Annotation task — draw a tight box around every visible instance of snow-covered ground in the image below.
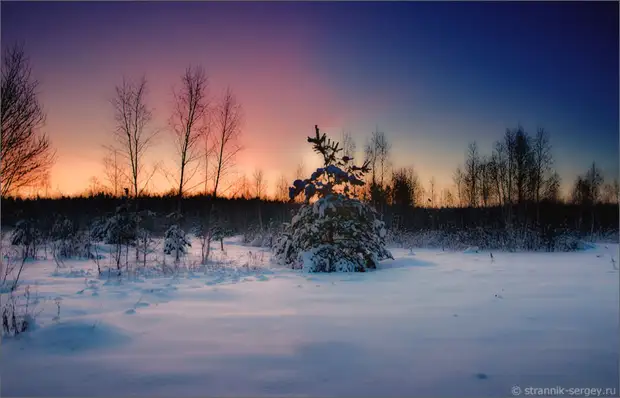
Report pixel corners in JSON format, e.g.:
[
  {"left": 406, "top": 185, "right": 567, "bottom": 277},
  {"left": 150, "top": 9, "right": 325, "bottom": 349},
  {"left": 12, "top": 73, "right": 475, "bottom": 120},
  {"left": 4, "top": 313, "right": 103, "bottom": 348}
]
[{"left": 2, "top": 237, "right": 619, "bottom": 397}]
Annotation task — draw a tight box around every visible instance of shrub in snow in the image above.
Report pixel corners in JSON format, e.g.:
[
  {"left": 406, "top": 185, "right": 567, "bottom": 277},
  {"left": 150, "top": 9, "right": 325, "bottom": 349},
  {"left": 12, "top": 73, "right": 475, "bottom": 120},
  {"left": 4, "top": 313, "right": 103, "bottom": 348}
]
[
  {"left": 211, "top": 224, "right": 234, "bottom": 247},
  {"left": 90, "top": 204, "right": 138, "bottom": 272},
  {"left": 273, "top": 125, "right": 392, "bottom": 272},
  {"left": 11, "top": 219, "right": 41, "bottom": 259},
  {"left": 193, "top": 209, "right": 233, "bottom": 263},
  {"left": 90, "top": 205, "right": 138, "bottom": 246},
  {"left": 243, "top": 222, "right": 276, "bottom": 248},
  {"left": 164, "top": 224, "right": 191, "bottom": 257},
  {"left": 49, "top": 217, "right": 92, "bottom": 260}
]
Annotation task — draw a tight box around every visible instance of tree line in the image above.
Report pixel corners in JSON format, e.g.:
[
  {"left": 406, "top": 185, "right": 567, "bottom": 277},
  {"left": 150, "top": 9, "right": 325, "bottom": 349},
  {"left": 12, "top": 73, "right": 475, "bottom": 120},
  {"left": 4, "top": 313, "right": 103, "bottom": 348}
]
[{"left": 1, "top": 43, "right": 618, "bottom": 240}]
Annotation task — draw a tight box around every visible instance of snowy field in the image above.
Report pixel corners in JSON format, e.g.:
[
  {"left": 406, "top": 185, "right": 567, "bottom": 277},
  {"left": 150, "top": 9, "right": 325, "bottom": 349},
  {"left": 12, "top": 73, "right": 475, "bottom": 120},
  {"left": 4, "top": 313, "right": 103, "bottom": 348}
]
[{"left": 2, "top": 237, "right": 619, "bottom": 397}]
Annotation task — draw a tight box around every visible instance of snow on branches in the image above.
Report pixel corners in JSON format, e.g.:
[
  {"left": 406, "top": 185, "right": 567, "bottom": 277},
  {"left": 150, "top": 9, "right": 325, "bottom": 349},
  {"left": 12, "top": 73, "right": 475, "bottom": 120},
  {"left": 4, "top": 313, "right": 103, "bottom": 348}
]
[{"left": 274, "top": 125, "right": 392, "bottom": 272}]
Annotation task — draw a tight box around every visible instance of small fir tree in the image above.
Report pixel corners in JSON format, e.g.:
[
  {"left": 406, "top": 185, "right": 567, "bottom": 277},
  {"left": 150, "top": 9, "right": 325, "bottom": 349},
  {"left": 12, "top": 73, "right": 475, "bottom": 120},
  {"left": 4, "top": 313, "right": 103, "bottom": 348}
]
[
  {"left": 273, "top": 125, "right": 393, "bottom": 272},
  {"left": 164, "top": 224, "right": 191, "bottom": 257}
]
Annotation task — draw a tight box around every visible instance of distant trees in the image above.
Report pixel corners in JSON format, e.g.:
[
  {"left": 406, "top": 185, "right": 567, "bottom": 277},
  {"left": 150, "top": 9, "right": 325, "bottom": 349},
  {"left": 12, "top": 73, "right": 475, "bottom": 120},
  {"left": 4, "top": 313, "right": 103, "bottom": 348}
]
[
  {"left": 87, "top": 176, "right": 106, "bottom": 197},
  {"left": 571, "top": 162, "right": 606, "bottom": 234},
  {"left": 341, "top": 130, "right": 356, "bottom": 159},
  {"left": 253, "top": 169, "right": 266, "bottom": 199},
  {"left": 275, "top": 174, "right": 289, "bottom": 202},
  {"left": 451, "top": 167, "right": 463, "bottom": 208},
  {"left": 464, "top": 142, "right": 480, "bottom": 207},
  {"left": 428, "top": 177, "right": 437, "bottom": 207},
  {"left": 544, "top": 171, "right": 562, "bottom": 203},
  {"left": 602, "top": 178, "right": 620, "bottom": 205},
  {"left": 450, "top": 125, "right": 562, "bottom": 227},
  {"left": 571, "top": 162, "right": 604, "bottom": 206},
  {"left": 253, "top": 168, "right": 266, "bottom": 230},
  {"left": 1, "top": 44, "right": 56, "bottom": 197},
  {"left": 391, "top": 168, "right": 414, "bottom": 211},
  {"left": 364, "top": 128, "right": 392, "bottom": 214},
  {"left": 530, "top": 128, "right": 553, "bottom": 220},
  {"left": 233, "top": 174, "right": 251, "bottom": 199},
  {"left": 368, "top": 130, "right": 391, "bottom": 188},
  {"left": 391, "top": 167, "right": 422, "bottom": 209},
  {"left": 478, "top": 157, "right": 494, "bottom": 207},
  {"left": 442, "top": 188, "right": 455, "bottom": 208}
]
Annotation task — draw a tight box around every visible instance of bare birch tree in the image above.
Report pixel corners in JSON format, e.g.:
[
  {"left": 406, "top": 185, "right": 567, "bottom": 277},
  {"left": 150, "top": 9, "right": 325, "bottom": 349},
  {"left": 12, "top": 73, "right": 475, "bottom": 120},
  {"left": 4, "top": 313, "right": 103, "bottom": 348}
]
[
  {"left": 530, "top": 128, "right": 553, "bottom": 223},
  {"left": 464, "top": 141, "right": 480, "bottom": 207},
  {"left": 276, "top": 174, "right": 289, "bottom": 202},
  {"left": 253, "top": 168, "right": 266, "bottom": 199},
  {"left": 211, "top": 87, "right": 243, "bottom": 197},
  {"left": 110, "top": 76, "right": 157, "bottom": 198},
  {"left": 203, "top": 87, "right": 243, "bottom": 263},
  {"left": 1, "top": 44, "right": 56, "bottom": 197},
  {"left": 453, "top": 167, "right": 464, "bottom": 208},
  {"left": 429, "top": 177, "right": 436, "bottom": 208},
  {"left": 234, "top": 174, "right": 251, "bottom": 199},
  {"left": 341, "top": 130, "right": 356, "bottom": 159},
  {"left": 364, "top": 128, "right": 391, "bottom": 189},
  {"left": 170, "top": 66, "right": 210, "bottom": 204},
  {"left": 253, "top": 168, "right": 266, "bottom": 230}
]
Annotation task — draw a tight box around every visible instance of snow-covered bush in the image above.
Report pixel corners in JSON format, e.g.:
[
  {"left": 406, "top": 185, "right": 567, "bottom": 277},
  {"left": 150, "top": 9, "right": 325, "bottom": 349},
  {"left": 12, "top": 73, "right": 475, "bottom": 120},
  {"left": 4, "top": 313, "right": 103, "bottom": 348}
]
[
  {"left": 91, "top": 204, "right": 138, "bottom": 272},
  {"left": 243, "top": 222, "right": 276, "bottom": 248},
  {"left": 49, "top": 217, "right": 92, "bottom": 260},
  {"left": 164, "top": 224, "right": 191, "bottom": 257},
  {"left": 193, "top": 209, "right": 233, "bottom": 263},
  {"left": 11, "top": 219, "right": 41, "bottom": 259},
  {"left": 91, "top": 205, "right": 138, "bottom": 246},
  {"left": 273, "top": 125, "right": 392, "bottom": 272},
  {"left": 211, "top": 224, "right": 234, "bottom": 246}
]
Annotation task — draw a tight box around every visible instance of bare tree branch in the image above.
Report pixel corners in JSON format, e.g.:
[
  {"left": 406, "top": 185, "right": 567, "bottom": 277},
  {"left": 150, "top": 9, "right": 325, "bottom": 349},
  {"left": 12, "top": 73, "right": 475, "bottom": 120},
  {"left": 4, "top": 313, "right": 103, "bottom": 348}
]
[
  {"left": 110, "top": 76, "right": 157, "bottom": 198},
  {"left": 1, "top": 44, "right": 56, "bottom": 197},
  {"left": 170, "top": 66, "right": 210, "bottom": 203},
  {"left": 212, "top": 86, "right": 243, "bottom": 198}
]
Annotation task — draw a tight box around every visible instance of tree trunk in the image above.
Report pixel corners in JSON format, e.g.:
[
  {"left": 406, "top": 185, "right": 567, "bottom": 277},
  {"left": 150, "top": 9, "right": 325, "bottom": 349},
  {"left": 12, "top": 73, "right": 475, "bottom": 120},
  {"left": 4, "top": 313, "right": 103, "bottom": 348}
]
[{"left": 258, "top": 200, "right": 263, "bottom": 231}]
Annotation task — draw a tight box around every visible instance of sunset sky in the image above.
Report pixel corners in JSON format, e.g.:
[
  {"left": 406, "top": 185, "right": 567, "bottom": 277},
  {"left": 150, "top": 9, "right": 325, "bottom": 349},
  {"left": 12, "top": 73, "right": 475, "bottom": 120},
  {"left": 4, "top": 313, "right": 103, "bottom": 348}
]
[{"left": 2, "top": 1, "right": 618, "bottom": 198}]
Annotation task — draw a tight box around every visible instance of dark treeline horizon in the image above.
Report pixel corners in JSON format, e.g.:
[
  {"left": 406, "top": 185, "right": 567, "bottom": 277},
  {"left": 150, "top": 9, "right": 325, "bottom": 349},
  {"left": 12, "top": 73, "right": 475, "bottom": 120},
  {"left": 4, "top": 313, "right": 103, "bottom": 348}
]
[
  {"left": 2, "top": 124, "right": 619, "bottom": 239},
  {"left": 1, "top": 192, "right": 618, "bottom": 238}
]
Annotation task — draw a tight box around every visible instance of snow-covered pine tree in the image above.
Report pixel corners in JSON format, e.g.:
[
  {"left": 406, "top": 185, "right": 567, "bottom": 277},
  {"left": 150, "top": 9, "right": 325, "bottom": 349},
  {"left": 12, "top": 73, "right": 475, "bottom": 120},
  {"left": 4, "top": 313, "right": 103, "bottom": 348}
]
[
  {"left": 164, "top": 224, "right": 191, "bottom": 257},
  {"left": 50, "top": 216, "right": 77, "bottom": 259},
  {"left": 90, "top": 204, "right": 138, "bottom": 247},
  {"left": 164, "top": 211, "right": 191, "bottom": 263},
  {"left": 90, "top": 203, "right": 138, "bottom": 272},
  {"left": 273, "top": 125, "right": 393, "bottom": 272}
]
